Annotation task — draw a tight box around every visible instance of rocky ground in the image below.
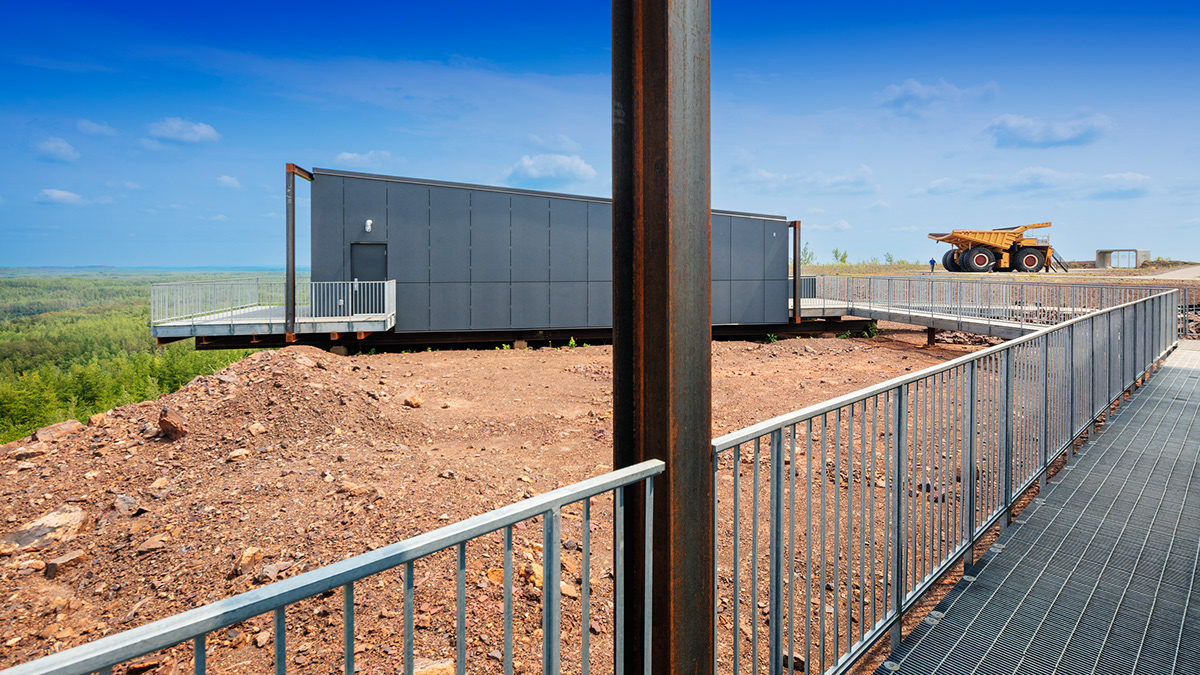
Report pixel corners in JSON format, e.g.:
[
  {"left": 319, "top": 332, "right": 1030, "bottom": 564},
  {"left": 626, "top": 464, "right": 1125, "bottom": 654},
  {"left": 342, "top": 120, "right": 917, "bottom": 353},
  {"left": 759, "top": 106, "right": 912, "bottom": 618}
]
[{"left": 0, "top": 323, "right": 983, "bottom": 675}]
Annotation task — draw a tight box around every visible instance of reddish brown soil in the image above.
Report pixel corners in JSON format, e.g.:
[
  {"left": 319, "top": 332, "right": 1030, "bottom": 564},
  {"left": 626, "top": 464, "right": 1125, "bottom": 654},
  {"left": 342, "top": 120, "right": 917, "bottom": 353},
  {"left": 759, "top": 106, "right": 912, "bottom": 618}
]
[{"left": 0, "top": 323, "right": 981, "bottom": 674}]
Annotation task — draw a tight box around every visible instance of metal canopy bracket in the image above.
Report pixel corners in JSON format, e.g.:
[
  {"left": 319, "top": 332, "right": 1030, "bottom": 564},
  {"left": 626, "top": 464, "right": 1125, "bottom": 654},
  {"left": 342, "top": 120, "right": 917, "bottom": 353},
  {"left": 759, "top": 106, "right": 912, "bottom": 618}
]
[{"left": 612, "top": 0, "right": 714, "bottom": 673}]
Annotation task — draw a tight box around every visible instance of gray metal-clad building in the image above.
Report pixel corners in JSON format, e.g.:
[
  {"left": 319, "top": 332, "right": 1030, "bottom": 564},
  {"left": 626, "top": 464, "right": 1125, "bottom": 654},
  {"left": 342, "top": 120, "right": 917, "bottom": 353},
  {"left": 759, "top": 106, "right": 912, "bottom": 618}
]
[{"left": 310, "top": 168, "right": 791, "bottom": 332}]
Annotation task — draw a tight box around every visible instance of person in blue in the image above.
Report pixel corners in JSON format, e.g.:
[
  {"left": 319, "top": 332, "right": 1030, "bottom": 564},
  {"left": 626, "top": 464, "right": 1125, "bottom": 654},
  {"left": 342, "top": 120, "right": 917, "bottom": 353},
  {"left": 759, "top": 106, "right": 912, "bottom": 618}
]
[{"left": 929, "top": 257, "right": 936, "bottom": 273}]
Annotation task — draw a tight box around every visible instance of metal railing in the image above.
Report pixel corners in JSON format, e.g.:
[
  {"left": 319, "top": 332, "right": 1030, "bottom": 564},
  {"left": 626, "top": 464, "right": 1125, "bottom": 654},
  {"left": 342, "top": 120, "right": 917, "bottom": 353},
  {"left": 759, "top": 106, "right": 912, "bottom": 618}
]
[
  {"left": 150, "top": 279, "right": 393, "bottom": 326},
  {"left": 810, "top": 275, "right": 1173, "bottom": 328},
  {"left": 1, "top": 461, "right": 663, "bottom": 675},
  {"left": 710, "top": 290, "right": 1179, "bottom": 675}
]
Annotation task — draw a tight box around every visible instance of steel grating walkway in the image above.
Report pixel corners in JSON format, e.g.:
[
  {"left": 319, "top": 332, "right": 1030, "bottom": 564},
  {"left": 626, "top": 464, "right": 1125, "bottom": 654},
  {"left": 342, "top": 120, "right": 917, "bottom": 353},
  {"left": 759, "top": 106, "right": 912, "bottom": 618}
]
[{"left": 876, "top": 341, "right": 1200, "bottom": 675}]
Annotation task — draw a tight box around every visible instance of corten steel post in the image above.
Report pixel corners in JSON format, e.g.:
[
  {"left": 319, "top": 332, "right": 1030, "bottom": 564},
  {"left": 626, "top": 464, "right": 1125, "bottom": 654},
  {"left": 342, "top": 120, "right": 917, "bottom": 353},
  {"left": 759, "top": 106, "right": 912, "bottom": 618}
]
[
  {"left": 285, "top": 164, "right": 313, "bottom": 339},
  {"left": 612, "top": 0, "right": 713, "bottom": 673}
]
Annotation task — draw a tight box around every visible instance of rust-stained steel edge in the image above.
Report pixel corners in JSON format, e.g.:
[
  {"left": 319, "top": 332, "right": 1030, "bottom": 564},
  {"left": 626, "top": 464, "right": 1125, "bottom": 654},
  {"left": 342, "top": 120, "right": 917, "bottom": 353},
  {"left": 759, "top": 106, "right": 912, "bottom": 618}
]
[
  {"left": 285, "top": 164, "right": 313, "bottom": 337},
  {"left": 612, "top": 0, "right": 714, "bottom": 673}
]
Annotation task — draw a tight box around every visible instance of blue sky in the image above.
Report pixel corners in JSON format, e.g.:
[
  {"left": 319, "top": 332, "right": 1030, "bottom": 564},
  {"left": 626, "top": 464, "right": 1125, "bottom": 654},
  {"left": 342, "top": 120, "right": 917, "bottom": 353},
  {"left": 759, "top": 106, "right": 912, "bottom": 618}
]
[{"left": 1, "top": 1, "right": 1198, "bottom": 267}]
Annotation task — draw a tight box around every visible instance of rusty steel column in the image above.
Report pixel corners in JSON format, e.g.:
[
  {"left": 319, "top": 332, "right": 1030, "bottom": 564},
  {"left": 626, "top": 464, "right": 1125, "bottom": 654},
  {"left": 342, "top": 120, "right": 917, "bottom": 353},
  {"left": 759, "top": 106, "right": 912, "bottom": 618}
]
[
  {"left": 612, "top": 0, "right": 712, "bottom": 673},
  {"left": 285, "top": 165, "right": 297, "bottom": 336},
  {"left": 285, "top": 164, "right": 313, "bottom": 340}
]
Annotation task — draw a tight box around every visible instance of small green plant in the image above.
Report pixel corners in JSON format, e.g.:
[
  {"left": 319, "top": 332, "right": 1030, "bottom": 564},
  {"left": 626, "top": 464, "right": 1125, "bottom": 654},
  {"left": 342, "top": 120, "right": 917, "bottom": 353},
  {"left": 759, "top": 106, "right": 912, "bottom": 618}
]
[
  {"left": 799, "top": 241, "right": 816, "bottom": 266},
  {"left": 831, "top": 248, "right": 849, "bottom": 265},
  {"left": 568, "top": 337, "right": 577, "bottom": 348},
  {"left": 883, "top": 252, "right": 895, "bottom": 265},
  {"left": 837, "top": 330, "right": 854, "bottom": 339},
  {"left": 766, "top": 333, "right": 778, "bottom": 343},
  {"left": 862, "top": 322, "right": 880, "bottom": 338},
  {"left": 495, "top": 343, "right": 512, "bottom": 350}
]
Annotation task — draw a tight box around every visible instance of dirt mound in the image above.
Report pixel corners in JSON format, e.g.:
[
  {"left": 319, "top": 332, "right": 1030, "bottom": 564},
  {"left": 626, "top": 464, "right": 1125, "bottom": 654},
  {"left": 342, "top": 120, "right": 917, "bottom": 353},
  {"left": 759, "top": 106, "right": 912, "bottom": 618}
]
[{"left": 0, "top": 329, "right": 975, "bottom": 673}]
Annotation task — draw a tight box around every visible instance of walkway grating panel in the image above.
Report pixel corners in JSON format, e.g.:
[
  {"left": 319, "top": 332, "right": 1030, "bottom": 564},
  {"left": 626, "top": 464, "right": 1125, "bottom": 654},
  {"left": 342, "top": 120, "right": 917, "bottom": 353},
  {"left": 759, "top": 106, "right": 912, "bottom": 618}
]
[{"left": 875, "top": 343, "right": 1200, "bottom": 674}]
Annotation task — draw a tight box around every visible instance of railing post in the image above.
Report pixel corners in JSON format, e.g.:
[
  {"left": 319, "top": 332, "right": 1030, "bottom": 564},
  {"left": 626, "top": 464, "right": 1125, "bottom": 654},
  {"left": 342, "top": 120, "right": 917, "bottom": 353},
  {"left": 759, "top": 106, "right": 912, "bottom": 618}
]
[
  {"left": 890, "top": 384, "right": 908, "bottom": 651},
  {"left": 543, "top": 507, "right": 562, "bottom": 674},
  {"left": 1002, "top": 348, "right": 1014, "bottom": 528},
  {"left": 964, "top": 361, "right": 977, "bottom": 569},
  {"left": 1040, "top": 335, "right": 1049, "bottom": 491},
  {"left": 1090, "top": 315, "right": 1097, "bottom": 437},
  {"left": 769, "top": 428, "right": 784, "bottom": 675},
  {"left": 1067, "top": 323, "right": 1075, "bottom": 459}
]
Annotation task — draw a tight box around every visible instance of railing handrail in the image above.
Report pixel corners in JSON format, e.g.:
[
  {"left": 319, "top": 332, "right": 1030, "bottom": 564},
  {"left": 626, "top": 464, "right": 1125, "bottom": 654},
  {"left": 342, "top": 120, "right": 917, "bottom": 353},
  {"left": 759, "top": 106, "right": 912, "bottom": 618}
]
[
  {"left": 1, "top": 459, "right": 665, "bottom": 675},
  {"left": 714, "top": 289, "right": 1179, "bottom": 450},
  {"left": 149, "top": 279, "right": 393, "bottom": 326}
]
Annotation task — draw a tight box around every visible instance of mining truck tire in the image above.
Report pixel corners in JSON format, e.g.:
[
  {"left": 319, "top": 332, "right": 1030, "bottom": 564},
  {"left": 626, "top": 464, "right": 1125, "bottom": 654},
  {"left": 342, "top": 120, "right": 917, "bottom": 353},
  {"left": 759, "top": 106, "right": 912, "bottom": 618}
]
[{"left": 1014, "top": 247, "right": 1045, "bottom": 272}]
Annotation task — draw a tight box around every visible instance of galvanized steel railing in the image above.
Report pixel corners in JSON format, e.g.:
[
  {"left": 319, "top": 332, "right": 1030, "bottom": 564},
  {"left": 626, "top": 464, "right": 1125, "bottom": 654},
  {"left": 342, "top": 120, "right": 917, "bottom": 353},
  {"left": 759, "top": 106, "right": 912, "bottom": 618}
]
[
  {"left": 811, "top": 275, "right": 1173, "bottom": 328},
  {"left": 1, "top": 460, "right": 662, "bottom": 675},
  {"left": 710, "top": 290, "right": 1179, "bottom": 675},
  {"left": 805, "top": 274, "right": 1199, "bottom": 339},
  {"left": 150, "top": 279, "right": 393, "bottom": 326}
]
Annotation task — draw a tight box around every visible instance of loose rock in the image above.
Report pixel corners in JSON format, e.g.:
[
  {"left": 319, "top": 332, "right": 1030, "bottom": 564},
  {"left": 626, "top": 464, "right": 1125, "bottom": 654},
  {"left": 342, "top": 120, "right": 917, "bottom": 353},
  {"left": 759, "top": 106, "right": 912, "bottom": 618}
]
[{"left": 158, "top": 408, "right": 187, "bottom": 440}]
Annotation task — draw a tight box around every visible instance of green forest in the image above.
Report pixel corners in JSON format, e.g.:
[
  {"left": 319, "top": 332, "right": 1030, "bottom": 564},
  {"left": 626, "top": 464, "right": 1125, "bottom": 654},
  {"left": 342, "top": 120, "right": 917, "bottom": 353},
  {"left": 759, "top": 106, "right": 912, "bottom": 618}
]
[{"left": 0, "top": 269, "right": 273, "bottom": 443}]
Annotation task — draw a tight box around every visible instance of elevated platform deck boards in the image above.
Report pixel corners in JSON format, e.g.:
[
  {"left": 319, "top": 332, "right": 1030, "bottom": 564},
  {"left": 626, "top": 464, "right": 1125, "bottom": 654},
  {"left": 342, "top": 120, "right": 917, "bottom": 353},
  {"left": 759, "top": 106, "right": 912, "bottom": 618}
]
[
  {"left": 876, "top": 341, "right": 1200, "bottom": 675},
  {"left": 150, "top": 304, "right": 395, "bottom": 338}
]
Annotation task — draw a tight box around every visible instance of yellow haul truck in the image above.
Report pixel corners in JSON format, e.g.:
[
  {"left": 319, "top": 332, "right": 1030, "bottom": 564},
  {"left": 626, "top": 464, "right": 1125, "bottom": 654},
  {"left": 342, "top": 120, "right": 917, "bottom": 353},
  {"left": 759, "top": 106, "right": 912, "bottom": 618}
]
[{"left": 929, "top": 222, "right": 1064, "bottom": 273}]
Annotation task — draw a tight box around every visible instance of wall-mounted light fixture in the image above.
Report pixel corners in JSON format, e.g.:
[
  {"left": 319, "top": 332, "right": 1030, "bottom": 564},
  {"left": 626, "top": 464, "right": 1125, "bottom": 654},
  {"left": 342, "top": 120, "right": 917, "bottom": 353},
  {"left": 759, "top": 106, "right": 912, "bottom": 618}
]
[{"left": 365, "top": 219, "right": 373, "bottom": 233}]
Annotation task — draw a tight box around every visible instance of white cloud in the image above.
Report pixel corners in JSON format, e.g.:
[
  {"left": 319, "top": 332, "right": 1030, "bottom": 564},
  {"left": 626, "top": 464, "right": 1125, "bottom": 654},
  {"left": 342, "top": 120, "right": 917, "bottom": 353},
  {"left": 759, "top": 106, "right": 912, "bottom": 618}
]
[
  {"left": 1092, "top": 172, "right": 1154, "bottom": 200},
  {"left": 0, "top": 195, "right": 5, "bottom": 205},
  {"left": 139, "top": 138, "right": 165, "bottom": 151},
  {"left": 878, "top": 78, "right": 997, "bottom": 117},
  {"left": 503, "top": 153, "right": 597, "bottom": 188},
  {"left": 914, "top": 167, "right": 1156, "bottom": 200},
  {"left": 197, "top": 214, "right": 230, "bottom": 221},
  {"left": 912, "top": 177, "right": 964, "bottom": 196},
  {"left": 216, "top": 175, "right": 242, "bottom": 189},
  {"left": 77, "top": 119, "right": 116, "bottom": 136},
  {"left": 106, "top": 180, "right": 141, "bottom": 190},
  {"left": 809, "top": 219, "right": 852, "bottom": 232},
  {"left": 868, "top": 200, "right": 891, "bottom": 211},
  {"left": 806, "top": 207, "right": 827, "bottom": 215},
  {"left": 334, "top": 150, "right": 393, "bottom": 169},
  {"left": 263, "top": 212, "right": 282, "bottom": 219},
  {"left": 148, "top": 117, "right": 220, "bottom": 143},
  {"left": 986, "top": 113, "right": 1116, "bottom": 148},
  {"left": 38, "top": 189, "right": 85, "bottom": 204},
  {"left": 1181, "top": 218, "right": 1200, "bottom": 229},
  {"left": 37, "top": 137, "right": 80, "bottom": 162},
  {"left": 528, "top": 133, "right": 582, "bottom": 153},
  {"left": 734, "top": 164, "right": 879, "bottom": 195}
]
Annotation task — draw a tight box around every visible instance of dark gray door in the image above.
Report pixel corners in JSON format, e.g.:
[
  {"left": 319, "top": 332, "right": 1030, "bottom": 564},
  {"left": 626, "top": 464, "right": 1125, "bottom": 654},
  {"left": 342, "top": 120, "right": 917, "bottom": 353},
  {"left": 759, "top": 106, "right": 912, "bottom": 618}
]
[{"left": 351, "top": 244, "right": 387, "bottom": 314}]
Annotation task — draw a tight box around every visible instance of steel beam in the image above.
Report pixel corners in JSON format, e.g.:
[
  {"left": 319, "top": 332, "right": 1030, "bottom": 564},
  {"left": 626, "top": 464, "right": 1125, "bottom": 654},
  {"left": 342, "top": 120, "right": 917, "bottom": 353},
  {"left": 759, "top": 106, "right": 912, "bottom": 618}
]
[
  {"left": 612, "top": 0, "right": 713, "bottom": 672},
  {"left": 284, "top": 164, "right": 312, "bottom": 337}
]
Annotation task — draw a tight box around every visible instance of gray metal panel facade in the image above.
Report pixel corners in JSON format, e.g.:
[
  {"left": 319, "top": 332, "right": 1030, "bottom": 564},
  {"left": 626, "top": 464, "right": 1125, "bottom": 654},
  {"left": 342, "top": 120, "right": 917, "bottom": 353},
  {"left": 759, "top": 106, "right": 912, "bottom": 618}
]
[
  {"left": 471, "top": 283, "right": 509, "bottom": 329},
  {"left": 587, "top": 202, "right": 612, "bottom": 282},
  {"left": 588, "top": 282, "right": 612, "bottom": 326},
  {"left": 731, "top": 279, "right": 765, "bottom": 323},
  {"left": 730, "top": 217, "right": 765, "bottom": 280},
  {"left": 311, "top": 169, "right": 789, "bottom": 332},
  {"left": 551, "top": 199, "right": 588, "bottom": 282},
  {"left": 311, "top": 175, "right": 344, "bottom": 281},
  {"left": 395, "top": 283, "right": 429, "bottom": 331},
  {"left": 551, "top": 282, "right": 588, "bottom": 327},
  {"left": 470, "top": 191, "right": 510, "bottom": 283},
  {"left": 387, "top": 182, "right": 429, "bottom": 283},
  {"left": 765, "top": 219, "right": 788, "bottom": 280},
  {"left": 712, "top": 214, "right": 731, "bottom": 281},
  {"left": 712, "top": 279, "right": 731, "bottom": 324},
  {"left": 429, "top": 187, "right": 470, "bottom": 283},
  {"left": 430, "top": 283, "right": 470, "bottom": 330},
  {"left": 512, "top": 195, "right": 550, "bottom": 282}
]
